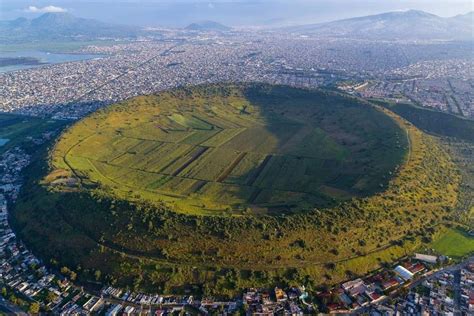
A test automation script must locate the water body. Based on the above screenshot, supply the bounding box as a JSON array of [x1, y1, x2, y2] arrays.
[[0, 139, 9, 147], [0, 50, 105, 73]]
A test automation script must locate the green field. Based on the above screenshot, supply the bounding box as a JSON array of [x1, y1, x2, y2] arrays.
[[52, 84, 408, 215], [0, 113, 65, 154], [431, 228, 474, 259]]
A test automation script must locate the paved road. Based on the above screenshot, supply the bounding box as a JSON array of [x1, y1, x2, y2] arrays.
[[453, 269, 461, 314], [0, 297, 28, 315]]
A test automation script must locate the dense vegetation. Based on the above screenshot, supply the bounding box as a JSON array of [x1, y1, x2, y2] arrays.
[[440, 138, 474, 228], [11, 84, 461, 297], [372, 99, 474, 258], [370, 99, 474, 142]]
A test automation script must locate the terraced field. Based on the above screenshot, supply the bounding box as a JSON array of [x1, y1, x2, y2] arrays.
[[52, 84, 407, 215]]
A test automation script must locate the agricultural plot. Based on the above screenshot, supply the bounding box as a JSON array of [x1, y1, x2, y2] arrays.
[[180, 129, 219, 145], [53, 84, 408, 215], [201, 128, 246, 147], [179, 147, 241, 181], [168, 113, 214, 130], [224, 152, 267, 185]]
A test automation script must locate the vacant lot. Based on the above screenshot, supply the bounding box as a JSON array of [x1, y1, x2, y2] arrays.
[[53, 84, 408, 215]]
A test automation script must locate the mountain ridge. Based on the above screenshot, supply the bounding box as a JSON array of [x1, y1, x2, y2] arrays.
[[285, 10, 473, 40], [0, 12, 144, 42], [184, 20, 231, 31]]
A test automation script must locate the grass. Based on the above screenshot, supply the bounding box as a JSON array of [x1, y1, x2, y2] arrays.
[[0, 113, 66, 154], [52, 84, 408, 215], [431, 228, 474, 259]]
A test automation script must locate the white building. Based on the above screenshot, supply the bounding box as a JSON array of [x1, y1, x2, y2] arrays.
[[394, 266, 414, 280], [414, 253, 437, 264]]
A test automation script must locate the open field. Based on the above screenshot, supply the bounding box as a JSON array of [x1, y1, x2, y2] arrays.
[[11, 84, 462, 296], [430, 228, 474, 259], [52, 84, 408, 215], [0, 113, 65, 154]]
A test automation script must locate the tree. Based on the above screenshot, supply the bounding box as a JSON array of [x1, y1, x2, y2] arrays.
[[324, 262, 336, 270], [29, 302, 40, 314], [70, 271, 77, 281], [345, 270, 355, 279], [47, 291, 57, 303], [95, 269, 102, 281], [60, 266, 70, 275]]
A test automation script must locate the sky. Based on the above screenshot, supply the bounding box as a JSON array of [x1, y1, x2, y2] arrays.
[[1, 0, 472, 27]]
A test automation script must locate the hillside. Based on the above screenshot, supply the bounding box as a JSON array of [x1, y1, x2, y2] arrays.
[[370, 99, 474, 142], [185, 20, 231, 31], [0, 12, 143, 42], [11, 84, 461, 296], [286, 10, 473, 40]]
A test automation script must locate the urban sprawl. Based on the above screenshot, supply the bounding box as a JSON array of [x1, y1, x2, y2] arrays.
[[0, 32, 473, 120]]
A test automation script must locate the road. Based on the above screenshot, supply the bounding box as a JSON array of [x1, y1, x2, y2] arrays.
[[0, 296, 28, 315]]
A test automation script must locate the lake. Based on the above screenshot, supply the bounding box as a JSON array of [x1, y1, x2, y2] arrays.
[[0, 50, 105, 73]]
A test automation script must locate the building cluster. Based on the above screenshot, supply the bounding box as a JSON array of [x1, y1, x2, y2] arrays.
[[0, 143, 111, 315], [381, 262, 474, 315], [242, 286, 314, 315], [0, 32, 472, 120], [315, 253, 454, 313], [358, 59, 474, 118], [101, 286, 196, 315]]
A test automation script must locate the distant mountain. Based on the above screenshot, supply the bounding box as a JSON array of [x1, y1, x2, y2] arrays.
[[285, 10, 473, 40], [449, 11, 474, 25], [185, 21, 231, 32], [0, 12, 144, 42]]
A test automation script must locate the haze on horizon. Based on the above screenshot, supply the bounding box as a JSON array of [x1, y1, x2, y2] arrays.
[[1, 0, 472, 27]]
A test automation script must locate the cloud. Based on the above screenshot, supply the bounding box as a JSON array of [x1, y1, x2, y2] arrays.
[[208, 3, 215, 9], [25, 5, 67, 13]]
